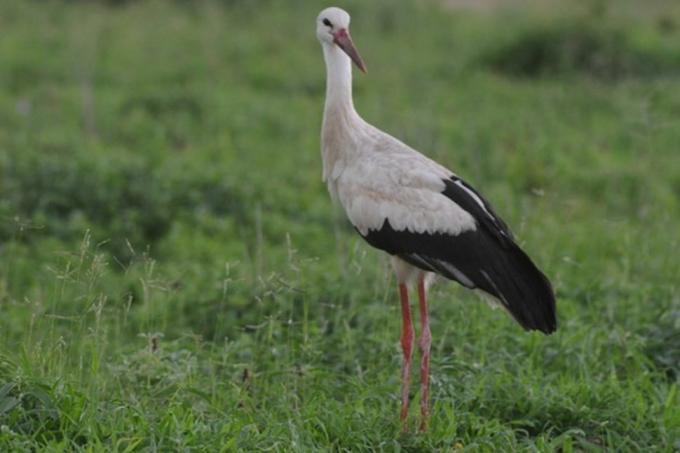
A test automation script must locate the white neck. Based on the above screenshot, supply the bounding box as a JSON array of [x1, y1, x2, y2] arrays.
[[320, 41, 365, 185], [322, 43, 358, 118]]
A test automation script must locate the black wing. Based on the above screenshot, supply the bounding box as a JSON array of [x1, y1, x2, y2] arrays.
[[360, 176, 556, 334]]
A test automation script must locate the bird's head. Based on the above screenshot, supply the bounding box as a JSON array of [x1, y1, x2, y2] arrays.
[[316, 7, 366, 73]]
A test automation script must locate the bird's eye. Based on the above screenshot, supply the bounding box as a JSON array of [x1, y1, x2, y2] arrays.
[[323, 18, 332, 27]]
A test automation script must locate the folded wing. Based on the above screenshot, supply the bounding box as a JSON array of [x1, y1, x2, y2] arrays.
[[355, 172, 556, 334]]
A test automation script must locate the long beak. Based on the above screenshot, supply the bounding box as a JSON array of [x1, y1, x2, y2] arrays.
[[333, 29, 367, 73]]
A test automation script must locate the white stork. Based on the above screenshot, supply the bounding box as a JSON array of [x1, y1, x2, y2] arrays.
[[316, 7, 556, 431]]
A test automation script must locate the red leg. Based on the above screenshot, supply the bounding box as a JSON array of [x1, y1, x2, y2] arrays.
[[399, 283, 414, 427], [417, 277, 432, 432]]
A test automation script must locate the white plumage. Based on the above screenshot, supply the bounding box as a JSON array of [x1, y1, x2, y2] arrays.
[[338, 152, 476, 237], [316, 6, 556, 432]]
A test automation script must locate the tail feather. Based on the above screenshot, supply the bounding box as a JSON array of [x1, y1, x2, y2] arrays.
[[477, 240, 556, 333]]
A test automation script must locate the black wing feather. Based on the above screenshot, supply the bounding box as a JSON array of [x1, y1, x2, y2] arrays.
[[360, 177, 556, 334], [443, 177, 514, 243]]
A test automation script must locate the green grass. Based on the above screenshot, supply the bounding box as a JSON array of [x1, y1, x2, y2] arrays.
[[1, 0, 679, 450]]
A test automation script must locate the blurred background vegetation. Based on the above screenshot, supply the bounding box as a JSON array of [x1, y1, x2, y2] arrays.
[[0, 0, 679, 450]]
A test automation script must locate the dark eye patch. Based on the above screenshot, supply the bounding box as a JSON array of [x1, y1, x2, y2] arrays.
[[323, 18, 332, 27]]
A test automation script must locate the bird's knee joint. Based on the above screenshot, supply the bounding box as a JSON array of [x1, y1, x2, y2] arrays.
[[418, 330, 431, 352]]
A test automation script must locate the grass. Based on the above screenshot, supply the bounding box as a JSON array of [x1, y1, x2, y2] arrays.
[[1, 0, 679, 450]]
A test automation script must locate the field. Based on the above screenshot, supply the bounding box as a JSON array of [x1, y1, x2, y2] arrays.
[[1, 0, 679, 450]]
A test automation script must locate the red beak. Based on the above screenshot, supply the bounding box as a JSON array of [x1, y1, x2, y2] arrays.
[[333, 29, 367, 73]]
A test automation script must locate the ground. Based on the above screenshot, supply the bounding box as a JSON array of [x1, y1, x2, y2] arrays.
[[0, 0, 679, 451]]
